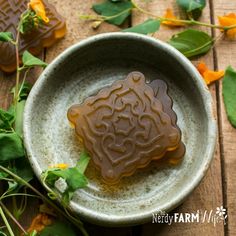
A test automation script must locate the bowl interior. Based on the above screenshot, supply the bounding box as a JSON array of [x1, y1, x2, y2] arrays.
[[24, 33, 216, 226]]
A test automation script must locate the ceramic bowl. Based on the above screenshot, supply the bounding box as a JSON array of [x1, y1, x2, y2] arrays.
[[23, 32, 217, 226]]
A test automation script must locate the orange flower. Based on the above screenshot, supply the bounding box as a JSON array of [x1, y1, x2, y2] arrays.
[[162, 9, 185, 27], [218, 13, 236, 38], [27, 213, 52, 233], [197, 62, 225, 85], [28, 0, 49, 23], [49, 163, 68, 169]]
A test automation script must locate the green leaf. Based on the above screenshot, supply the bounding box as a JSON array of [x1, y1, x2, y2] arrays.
[[0, 32, 13, 42], [7, 180, 18, 193], [22, 51, 48, 69], [176, 0, 206, 19], [92, 0, 133, 25], [43, 153, 90, 204], [0, 132, 25, 162], [39, 220, 77, 236], [0, 170, 9, 179], [45, 167, 88, 191], [222, 66, 236, 128], [13, 158, 34, 182], [18, 82, 32, 101], [0, 108, 15, 131], [123, 19, 160, 34], [76, 151, 90, 174], [168, 29, 213, 58]]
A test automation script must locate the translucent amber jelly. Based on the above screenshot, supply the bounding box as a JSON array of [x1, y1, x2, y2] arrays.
[[68, 72, 184, 184], [0, 0, 66, 73]]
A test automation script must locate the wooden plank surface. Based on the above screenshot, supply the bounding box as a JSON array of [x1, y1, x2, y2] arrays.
[[132, 0, 224, 235], [1, 0, 236, 235], [212, 0, 236, 235]]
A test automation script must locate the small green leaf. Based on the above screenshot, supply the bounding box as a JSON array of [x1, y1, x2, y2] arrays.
[[223, 66, 236, 128], [0, 108, 15, 131], [43, 153, 90, 204], [22, 51, 48, 69], [0, 32, 13, 42], [76, 151, 90, 174], [45, 167, 88, 191], [168, 29, 213, 58], [123, 19, 160, 34], [39, 220, 77, 236], [7, 180, 18, 193], [176, 0, 206, 19], [92, 0, 133, 25], [0, 132, 25, 162], [0, 170, 9, 179], [18, 82, 32, 101]]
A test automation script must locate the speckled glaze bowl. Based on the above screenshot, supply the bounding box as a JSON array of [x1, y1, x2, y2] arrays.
[[23, 32, 217, 226]]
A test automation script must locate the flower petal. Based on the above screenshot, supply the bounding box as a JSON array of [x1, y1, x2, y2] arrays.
[[162, 8, 185, 27], [49, 163, 69, 169], [29, 0, 49, 23], [197, 62, 225, 85], [218, 13, 236, 38]]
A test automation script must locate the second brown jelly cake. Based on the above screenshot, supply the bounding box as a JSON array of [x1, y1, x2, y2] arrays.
[[0, 0, 66, 73], [67, 72, 182, 184], [149, 80, 185, 164]]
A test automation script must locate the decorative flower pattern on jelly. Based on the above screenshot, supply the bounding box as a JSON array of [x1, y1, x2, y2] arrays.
[[67, 72, 182, 184]]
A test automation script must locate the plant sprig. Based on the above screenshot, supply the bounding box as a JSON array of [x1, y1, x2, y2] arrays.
[[0, 1, 90, 235], [80, 0, 236, 59]]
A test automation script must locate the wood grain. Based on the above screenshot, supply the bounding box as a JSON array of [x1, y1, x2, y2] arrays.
[[1, 0, 236, 235], [132, 1, 224, 235], [211, 1, 236, 235]]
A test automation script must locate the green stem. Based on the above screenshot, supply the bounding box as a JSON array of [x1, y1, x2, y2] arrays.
[[14, 30, 20, 107], [0, 193, 39, 201], [0, 202, 27, 235], [0, 165, 88, 236], [131, 0, 236, 31], [79, 7, 132, 22], [0, 205, 14, 236]]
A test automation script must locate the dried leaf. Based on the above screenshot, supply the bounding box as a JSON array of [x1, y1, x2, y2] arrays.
[[27, 213, 52, 234], [197, 62, 224, 85]]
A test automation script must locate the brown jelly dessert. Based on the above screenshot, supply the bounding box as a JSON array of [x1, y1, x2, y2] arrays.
[[0, 0, 66, 73], [149, 80, 185, 164], [68, 72, 183, 184]]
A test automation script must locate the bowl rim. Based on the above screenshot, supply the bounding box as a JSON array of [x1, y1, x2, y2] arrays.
[[23, 32, 217, 226]]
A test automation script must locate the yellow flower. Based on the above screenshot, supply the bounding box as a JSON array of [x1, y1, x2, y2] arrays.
[[218, 13, 236, 38], [197, 62, 225, 85], [162, 9, 185, 27], [28, 0, 49, 23], [49, 163, 69, 169]]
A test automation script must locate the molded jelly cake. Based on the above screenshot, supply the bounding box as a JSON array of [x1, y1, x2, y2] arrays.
[[0, 0, 66, 73], [67, 72, 184, 184]]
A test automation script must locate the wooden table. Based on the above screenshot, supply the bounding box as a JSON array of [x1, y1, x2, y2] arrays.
[[0, 0, 236, 235]]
